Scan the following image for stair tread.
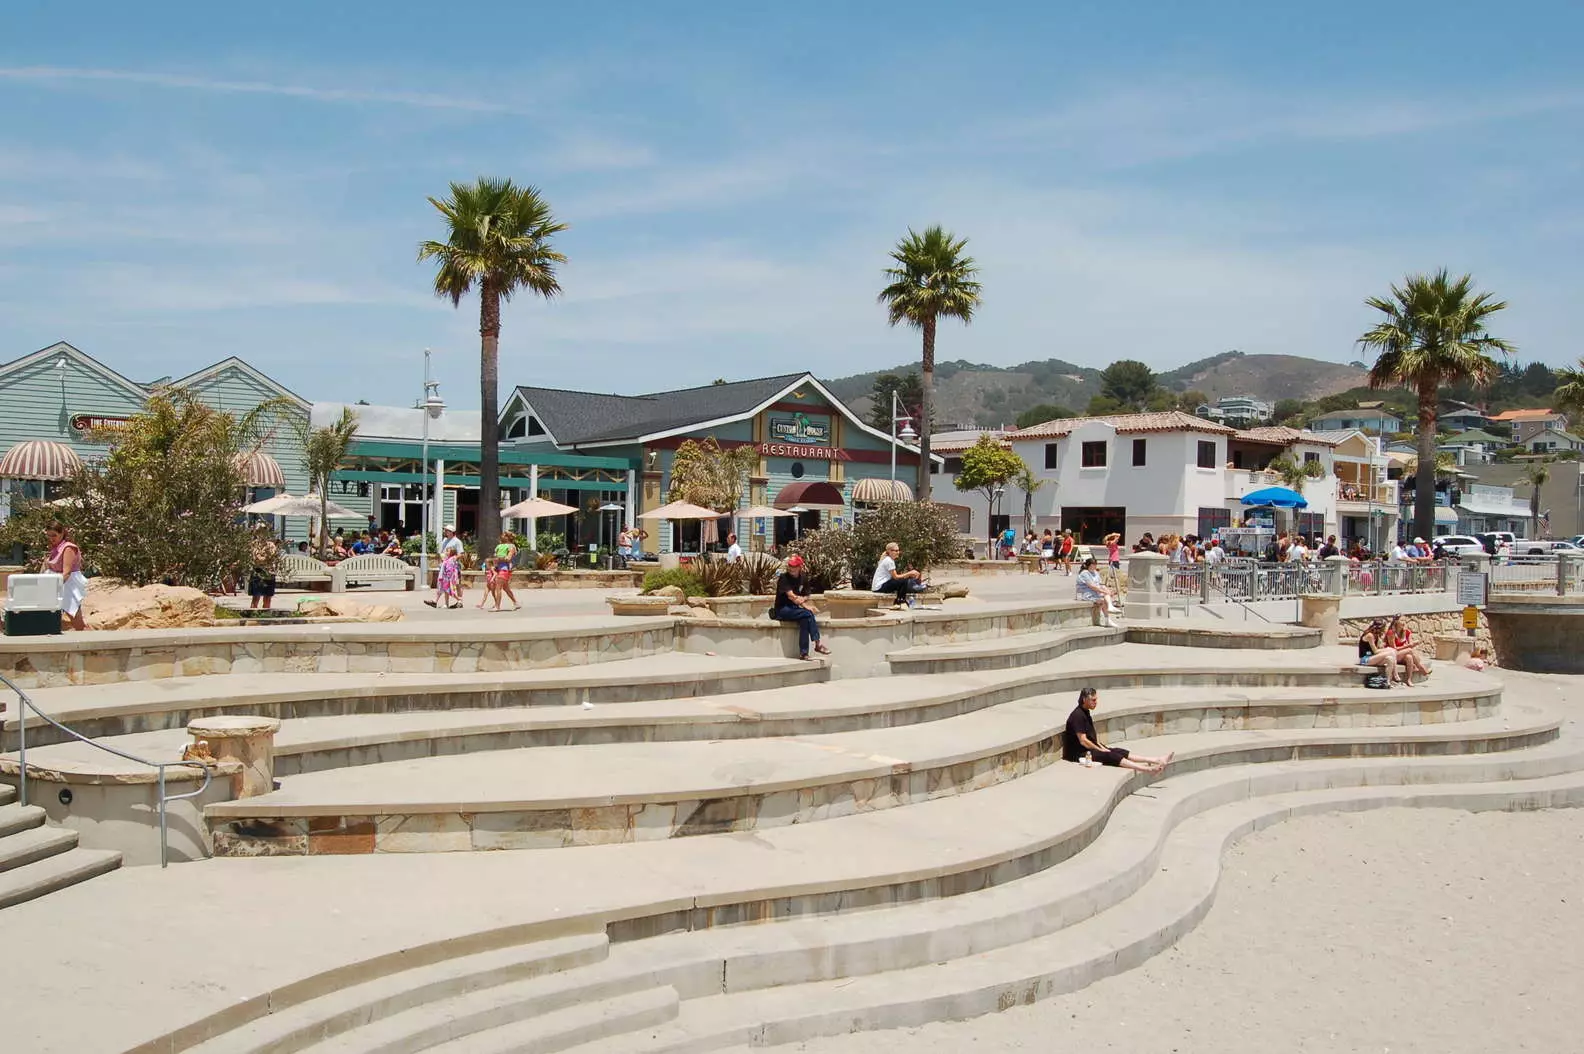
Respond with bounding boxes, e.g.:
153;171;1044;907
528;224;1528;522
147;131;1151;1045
0;847;121;909
0;783;14;806
0;824;78;872
422;986;679;1054
0;802;47;837
887;624;1118;658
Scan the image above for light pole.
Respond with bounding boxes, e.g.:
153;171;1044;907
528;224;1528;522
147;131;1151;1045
889;390;918;485
419;349;445;587
991;484;1005;557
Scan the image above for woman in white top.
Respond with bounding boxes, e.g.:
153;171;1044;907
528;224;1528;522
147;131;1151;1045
1075;557;1118;628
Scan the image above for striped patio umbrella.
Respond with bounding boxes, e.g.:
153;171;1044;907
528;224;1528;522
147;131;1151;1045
0;440;83;481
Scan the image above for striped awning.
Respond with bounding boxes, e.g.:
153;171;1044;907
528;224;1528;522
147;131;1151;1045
851;477;913;503
0;440;83;481
234;450;287;488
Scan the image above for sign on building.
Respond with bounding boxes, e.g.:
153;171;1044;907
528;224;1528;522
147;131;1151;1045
768;413;830;444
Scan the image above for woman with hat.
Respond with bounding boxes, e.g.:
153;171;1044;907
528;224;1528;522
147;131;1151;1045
772;554;831;661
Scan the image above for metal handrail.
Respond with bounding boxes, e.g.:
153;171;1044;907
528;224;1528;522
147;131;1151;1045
2;672;212;868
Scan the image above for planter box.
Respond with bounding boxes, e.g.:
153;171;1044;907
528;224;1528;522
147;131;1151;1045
606;595;674;617
821;589;888;620
704;595;773;619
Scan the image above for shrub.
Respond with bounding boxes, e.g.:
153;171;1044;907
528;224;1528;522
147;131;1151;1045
849;502;962;587
641;567;706;597
695;558;744;597
741;552;780;595
403;531;438;557
787;527;855;593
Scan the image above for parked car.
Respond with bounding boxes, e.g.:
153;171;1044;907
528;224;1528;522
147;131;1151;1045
1514;539;1581;555
1432;534;1487;558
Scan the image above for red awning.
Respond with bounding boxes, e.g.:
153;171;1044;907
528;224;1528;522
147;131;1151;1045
773;480;846;510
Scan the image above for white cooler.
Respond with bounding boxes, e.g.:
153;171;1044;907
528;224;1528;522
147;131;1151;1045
5;572;62;635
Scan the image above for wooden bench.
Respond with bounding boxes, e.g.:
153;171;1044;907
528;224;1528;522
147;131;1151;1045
275;554;336;591
331;554;417;592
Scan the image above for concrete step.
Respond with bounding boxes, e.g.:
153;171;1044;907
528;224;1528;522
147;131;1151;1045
0;846;121;909
186;931;611;1054
202;672;1535;856
0;782;14;806
0;801;46;838
4;653;830;748
572;759;1584;1053
423;986;679;1054
0;823;78;873
886;625;1121;673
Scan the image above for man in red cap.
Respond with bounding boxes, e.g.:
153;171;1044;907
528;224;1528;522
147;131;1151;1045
772;554;831;660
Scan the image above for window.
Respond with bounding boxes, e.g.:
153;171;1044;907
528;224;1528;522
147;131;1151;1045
1132;439;1147;466
1302;451;1320;465
790;462;805;479
1044;443;1058;470
1197;441;1216;469
943;456;963;473
1197;506;1231;539
1081;441;1107;467
1231;449;1245;469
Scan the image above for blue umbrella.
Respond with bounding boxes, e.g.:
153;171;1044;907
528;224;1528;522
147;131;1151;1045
1240;485;1308;509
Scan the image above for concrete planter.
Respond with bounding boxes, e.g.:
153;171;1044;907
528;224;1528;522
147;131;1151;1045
704;595;773;619
821;590;888;620
1298;593;1342;644
605;595;675;617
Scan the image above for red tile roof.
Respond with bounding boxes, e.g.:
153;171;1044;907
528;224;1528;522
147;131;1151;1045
1489;408;1559;422
1233;426;1341;447
1012;410;1235;439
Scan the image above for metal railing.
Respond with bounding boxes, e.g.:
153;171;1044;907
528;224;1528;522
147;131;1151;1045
1162;558;1453;605
1335;480;1399;505
3;672;211;868
1489;554;1584;595
1343;561;1450;596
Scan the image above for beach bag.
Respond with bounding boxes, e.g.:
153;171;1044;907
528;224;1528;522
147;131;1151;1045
1364;673;1389;690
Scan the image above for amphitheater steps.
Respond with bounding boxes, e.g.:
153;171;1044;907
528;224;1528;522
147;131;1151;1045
0;784;122;910
885;625;1121;673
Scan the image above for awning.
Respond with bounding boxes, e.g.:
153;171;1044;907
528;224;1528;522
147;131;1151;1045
773;481;845;510
1435;507;1459;524
851;478;913;503
234;450;287;489
0;440;83;481
1456;502;1523;518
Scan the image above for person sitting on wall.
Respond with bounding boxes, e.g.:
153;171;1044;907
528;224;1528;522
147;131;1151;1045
772;555;831;661
872;541;928;606
1076;556;1119;628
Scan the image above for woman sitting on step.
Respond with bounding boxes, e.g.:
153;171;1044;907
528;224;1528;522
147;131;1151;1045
1357;619;1406;686
1385;615;1431;682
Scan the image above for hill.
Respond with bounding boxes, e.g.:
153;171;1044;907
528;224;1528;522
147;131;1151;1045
828;352;1368;427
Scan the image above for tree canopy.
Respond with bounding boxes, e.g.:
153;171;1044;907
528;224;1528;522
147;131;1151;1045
1096;359;1162;411
667;437;757;511
1014;403;1074;429
867;372;924;432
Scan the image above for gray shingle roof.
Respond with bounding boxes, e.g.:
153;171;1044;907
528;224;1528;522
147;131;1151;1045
514;373;808;446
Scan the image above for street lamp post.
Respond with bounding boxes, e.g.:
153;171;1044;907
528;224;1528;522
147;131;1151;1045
992;484;1005;557
889;390;918;486
419;349;445;587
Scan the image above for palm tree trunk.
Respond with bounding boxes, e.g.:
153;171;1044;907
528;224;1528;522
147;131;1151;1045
1414;379;1437;542
478;282;502;554
917;315;936;502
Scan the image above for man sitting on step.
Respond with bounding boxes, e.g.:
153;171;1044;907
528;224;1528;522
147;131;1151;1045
1063;687;1173;773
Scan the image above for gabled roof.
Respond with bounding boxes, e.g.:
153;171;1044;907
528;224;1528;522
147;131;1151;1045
1308;429;1369;447
171;356;311;409
1490;408;1560;422
1311;406;1399;421
512;373;806;447
0;341;148;401
1233;425;1340;448
1013;409;1235;440
931;428;1006;453
1443;429;1507;445
1528;427;1582;443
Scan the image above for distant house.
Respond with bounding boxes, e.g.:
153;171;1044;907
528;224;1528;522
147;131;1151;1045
1490;408;1570;446
1438;407;1491;433
1308;407;1403;435
1438;428;1507;465
1526;427;1584;455
1195;396;1271;428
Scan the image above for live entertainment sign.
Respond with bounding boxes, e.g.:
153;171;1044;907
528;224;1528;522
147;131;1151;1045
70;413;132;436
759;442;851;461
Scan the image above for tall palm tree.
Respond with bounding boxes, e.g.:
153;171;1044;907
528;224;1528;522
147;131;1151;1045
419;178;566;553
1358;270;1513;542
1555;358;1584;418
296;408;359;556
1519;459;1552;538
878;226;982;502
1014;460;1045;533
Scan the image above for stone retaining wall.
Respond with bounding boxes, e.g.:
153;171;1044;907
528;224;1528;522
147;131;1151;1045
1338;607;1493;662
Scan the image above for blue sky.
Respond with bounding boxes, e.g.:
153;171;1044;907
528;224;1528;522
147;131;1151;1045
1;2;1580;409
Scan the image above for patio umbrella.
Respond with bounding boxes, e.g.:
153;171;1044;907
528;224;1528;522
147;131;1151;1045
638;500;722;520
500;496;579;520
1239;486;1308;509
242;493;362;518
737;504;796;519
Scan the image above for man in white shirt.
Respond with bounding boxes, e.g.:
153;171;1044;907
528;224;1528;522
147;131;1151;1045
1205;539;1225;566
1288;536;1309;563
725;532;743;563
872;540;926;605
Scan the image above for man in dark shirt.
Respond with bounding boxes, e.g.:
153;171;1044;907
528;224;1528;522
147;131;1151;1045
1063;687;1172;772
772;555;831;661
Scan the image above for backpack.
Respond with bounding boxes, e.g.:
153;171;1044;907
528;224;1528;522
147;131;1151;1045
1364;673;1389;690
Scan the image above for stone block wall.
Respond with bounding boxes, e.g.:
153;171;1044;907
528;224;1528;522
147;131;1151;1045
1338;608;1493;663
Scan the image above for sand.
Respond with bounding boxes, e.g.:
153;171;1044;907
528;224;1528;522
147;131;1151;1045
775;804;1584;1054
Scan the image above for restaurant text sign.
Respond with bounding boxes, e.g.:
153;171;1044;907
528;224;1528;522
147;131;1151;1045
759;442;850;461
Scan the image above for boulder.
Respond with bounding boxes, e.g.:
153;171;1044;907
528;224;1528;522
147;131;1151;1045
942;583;970;599
686;595;712;608
81;582;215;631
295;599;402;622
650;585;686;602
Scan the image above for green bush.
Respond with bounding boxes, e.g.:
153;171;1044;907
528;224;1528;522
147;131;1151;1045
641;567;706;596
787;527;855;593
849;501;963;587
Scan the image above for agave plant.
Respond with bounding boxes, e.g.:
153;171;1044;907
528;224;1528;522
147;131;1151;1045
695;557;745;597
741;553;780;595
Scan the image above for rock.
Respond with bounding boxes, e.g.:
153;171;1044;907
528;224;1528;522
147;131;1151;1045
81;582;215;631
942;584;970;599
686;595;711;608
297;599;402;622
651;585;686;602
669;604;708;617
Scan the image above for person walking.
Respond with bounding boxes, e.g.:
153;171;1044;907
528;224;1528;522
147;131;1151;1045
1060;528;1077;576
486;530;521;612
45;522;87;632
246;524;279;612
725;532;743;563
425;545;463;609
772;554;830;660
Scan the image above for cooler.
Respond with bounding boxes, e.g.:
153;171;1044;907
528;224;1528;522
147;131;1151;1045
5;573;62;636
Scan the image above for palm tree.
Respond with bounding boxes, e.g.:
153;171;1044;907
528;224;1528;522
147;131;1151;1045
297;408;359;556
878;226;982;502
419;178;567;553
1014;460;1045;534
1555;358;1584;418
1358;270;1513;542
1519;459;1552;538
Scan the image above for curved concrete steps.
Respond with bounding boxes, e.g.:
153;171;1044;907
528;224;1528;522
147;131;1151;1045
886;622;1321;674
174;718;1584;1054
202;670;1536;855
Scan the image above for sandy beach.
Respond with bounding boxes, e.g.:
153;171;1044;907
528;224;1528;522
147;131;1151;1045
774;670;1584;1054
